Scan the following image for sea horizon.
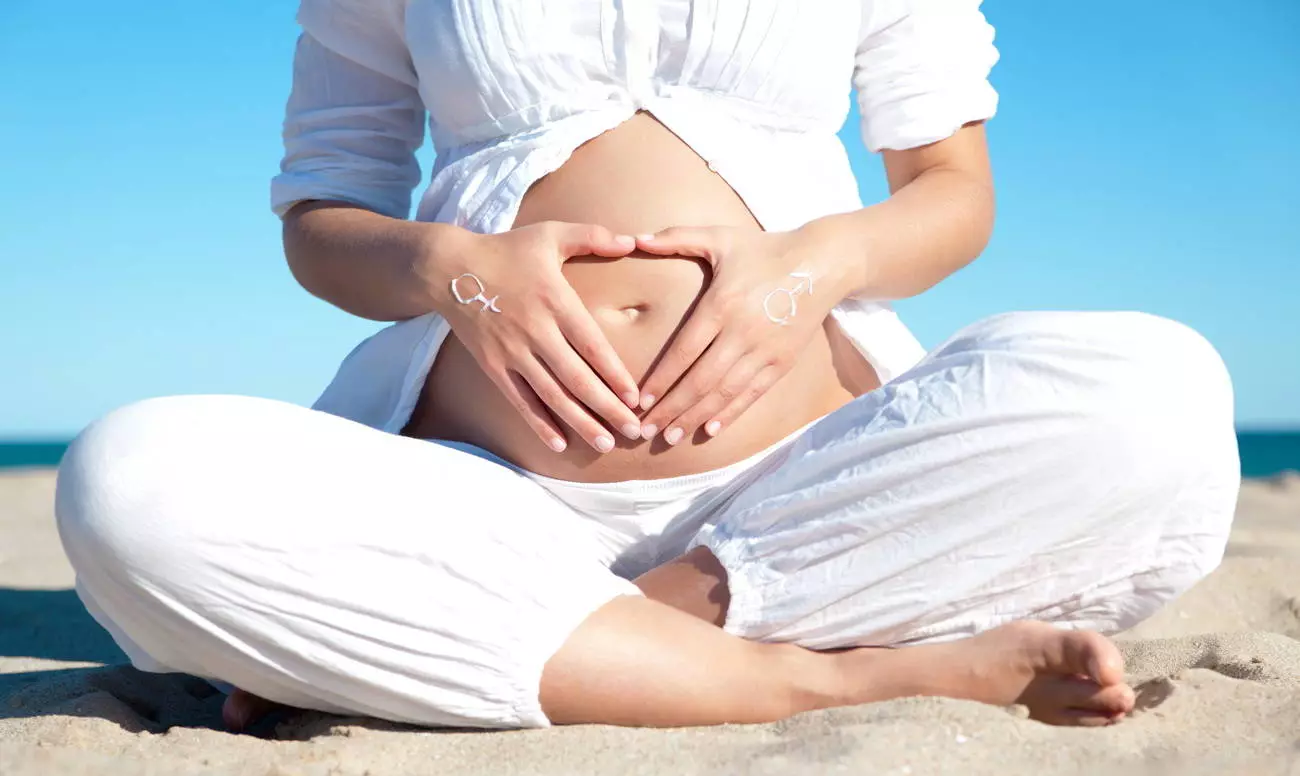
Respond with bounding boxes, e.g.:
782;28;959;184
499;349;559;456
3;430;1298;479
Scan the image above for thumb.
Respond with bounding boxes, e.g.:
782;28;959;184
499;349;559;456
555;223;637;259
633;226;721;264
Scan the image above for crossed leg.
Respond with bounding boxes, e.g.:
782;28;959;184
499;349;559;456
550;311;1240;728
60;311;1236;733
223;548;1132;729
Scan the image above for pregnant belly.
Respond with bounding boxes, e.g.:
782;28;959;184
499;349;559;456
403;113;878;481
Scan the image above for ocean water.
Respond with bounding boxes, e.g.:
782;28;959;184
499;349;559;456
1236;431;1300;479
0;442;68;469
2;432;1297;478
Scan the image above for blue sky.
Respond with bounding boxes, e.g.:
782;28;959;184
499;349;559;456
1;1;1297;437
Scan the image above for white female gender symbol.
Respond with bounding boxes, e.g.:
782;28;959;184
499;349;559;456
450;273;501;313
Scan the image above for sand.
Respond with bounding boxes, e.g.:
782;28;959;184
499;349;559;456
2;469;1298;775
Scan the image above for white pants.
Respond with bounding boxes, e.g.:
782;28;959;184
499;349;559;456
55;312;1240;729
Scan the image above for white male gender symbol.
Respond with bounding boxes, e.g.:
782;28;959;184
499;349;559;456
763;272;813;326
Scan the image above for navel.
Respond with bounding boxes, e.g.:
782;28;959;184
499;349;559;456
619;304;649;322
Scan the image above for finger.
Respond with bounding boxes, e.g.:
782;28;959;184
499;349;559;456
556;223;637;259
662;382;735;446
634;226;720;261
486;367;568;453
704;359;787;438
655;350;761;443
638;303;723;412
517;354;619;454
641;338;744;445
550;283;642;409
648;344;749;444
535;325;641;441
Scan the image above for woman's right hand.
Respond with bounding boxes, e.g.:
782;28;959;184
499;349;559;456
431;221;643;454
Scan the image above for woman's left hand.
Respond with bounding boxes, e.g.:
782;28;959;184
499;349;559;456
633;225;853;445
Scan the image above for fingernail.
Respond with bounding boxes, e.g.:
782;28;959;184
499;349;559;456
622;391;640;408
640;394;656;410
705;420;722;437
640;424;658;440
636;233;655;241
664;427;684;445
549;437;567;452
594;435;615;453
621;422;641;440
615;234;636;247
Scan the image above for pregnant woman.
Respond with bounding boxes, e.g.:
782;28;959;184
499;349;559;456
56;0;1239;732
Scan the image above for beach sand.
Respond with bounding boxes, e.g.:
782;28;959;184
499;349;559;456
2;469;1297;774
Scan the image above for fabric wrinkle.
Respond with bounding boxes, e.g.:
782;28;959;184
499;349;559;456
273;1;1002;418
57;311;1239;725
49;2;1241;732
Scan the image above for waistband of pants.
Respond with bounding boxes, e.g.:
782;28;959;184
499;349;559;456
431;418;817;508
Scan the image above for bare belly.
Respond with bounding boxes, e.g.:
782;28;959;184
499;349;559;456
403;113;879;481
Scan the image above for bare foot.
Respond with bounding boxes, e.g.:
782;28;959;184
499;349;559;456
221;688;289;732
221;622;1131;730
840;621;1135;726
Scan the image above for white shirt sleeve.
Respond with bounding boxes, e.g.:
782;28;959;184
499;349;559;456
270;0;426;220
853;0;1000;153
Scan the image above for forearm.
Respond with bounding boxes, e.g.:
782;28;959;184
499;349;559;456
796;165;995;303
282;201;474;321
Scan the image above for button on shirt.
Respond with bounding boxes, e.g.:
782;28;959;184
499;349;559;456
272;0;1000;435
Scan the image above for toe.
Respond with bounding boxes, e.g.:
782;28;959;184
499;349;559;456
1027;677;1135;726
1055;708;1127;727
222;688;279;732
1062;678;1135;714
1059;631;1125;687
221;692;251;731
1093;682;1136;715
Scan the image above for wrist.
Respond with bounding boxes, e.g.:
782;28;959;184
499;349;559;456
788;214;867;303
415;223;482;314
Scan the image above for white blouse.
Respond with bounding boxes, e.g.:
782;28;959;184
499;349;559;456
272;0;1000;434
